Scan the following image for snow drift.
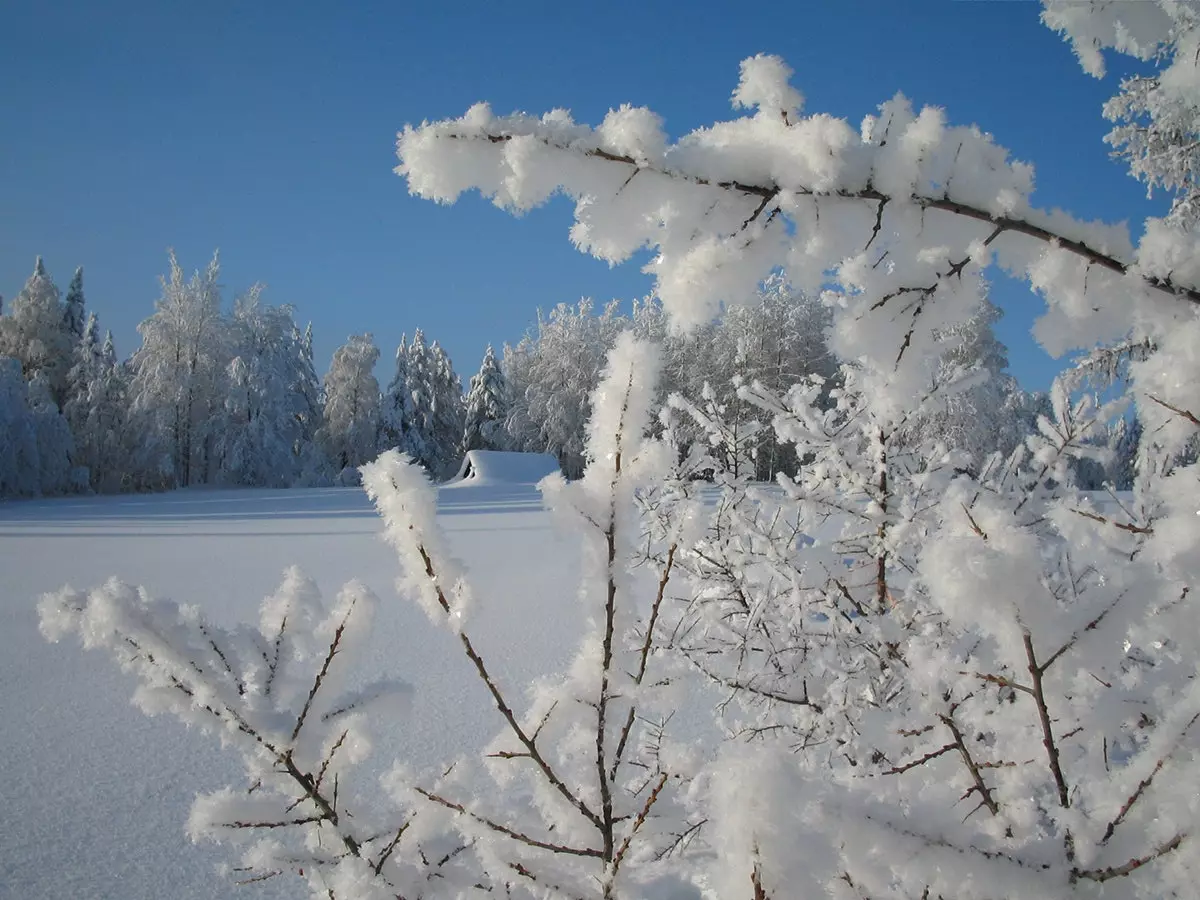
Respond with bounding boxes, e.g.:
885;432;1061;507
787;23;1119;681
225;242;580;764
446;450;561;486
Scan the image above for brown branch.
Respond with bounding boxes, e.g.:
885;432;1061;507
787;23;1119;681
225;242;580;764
1070;506;1153;535
595;367;638;874
740;189;780;232
965;670;1034;696
507;862;587;900
444;129;1200;308
880;742;957;775
412;540;602;833
938;712;999;817
222;815;326;830
1024;634;1070;810
611;543;677;782
1072;833;1186;883
414;787;604;859
233;870;282;885
372;823;409;876
1101;711;1200;844
1147;393;1200;427
962;504;988;541
862;813;1052;873
611;772;669;876
198;621;244;696
456;128;1190;301
684;651;824;712
315;729;349;792
280;752;362;857
1040;590;1127;673
264;613;288;697
865;197;889;251
291;602;354;743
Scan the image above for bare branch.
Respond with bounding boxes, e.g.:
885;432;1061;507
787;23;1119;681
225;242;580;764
412;540;603;833
1073;833;1186;883
291;602;355;743
1070;506;1153;535
1147;393;1200;428
414;787;604;859
1101;711;1200;844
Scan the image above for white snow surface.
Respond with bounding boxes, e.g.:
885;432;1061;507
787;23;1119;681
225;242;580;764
446;449;561;486
0;484;581;900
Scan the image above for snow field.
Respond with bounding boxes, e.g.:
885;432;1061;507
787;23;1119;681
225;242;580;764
1;483;580;900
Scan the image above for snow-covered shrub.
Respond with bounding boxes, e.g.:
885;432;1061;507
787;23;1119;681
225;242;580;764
392;35;1200;897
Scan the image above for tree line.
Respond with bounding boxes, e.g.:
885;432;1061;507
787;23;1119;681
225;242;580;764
1;252;1136;500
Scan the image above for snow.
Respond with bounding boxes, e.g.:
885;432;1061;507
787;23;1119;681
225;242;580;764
446;449;561;486
0;484;581;900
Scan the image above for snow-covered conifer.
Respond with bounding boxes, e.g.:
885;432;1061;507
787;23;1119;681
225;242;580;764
462;344;507;452
62;266;86;342
292;322;327;482
380;333;424;463
426;339;464;474
0;257;72;407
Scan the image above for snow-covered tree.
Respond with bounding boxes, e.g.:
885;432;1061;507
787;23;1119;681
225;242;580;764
27;374;77;494
692;277;835;480
62;266;86;343
128;250;230;488
462;344;508;451
0;257;73;407
895;297;1045;468
216;287;315;487
292;323;328;483
64;314;129;491
0;357;42;497
1045;0;1200;229
319;333;381;476
380;333;426;461
505;299;623;477
380;330;464;477
426;339;465;474
0;355;79;497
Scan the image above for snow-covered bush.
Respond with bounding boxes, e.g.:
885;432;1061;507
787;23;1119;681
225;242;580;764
390;29;1200;896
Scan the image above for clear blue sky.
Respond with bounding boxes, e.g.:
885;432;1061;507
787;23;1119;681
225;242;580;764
0;0;1162;391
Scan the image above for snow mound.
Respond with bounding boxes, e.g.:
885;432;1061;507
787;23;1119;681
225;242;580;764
447;450;561;486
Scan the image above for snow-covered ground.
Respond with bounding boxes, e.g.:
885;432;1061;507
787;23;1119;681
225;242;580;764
0;478;583;900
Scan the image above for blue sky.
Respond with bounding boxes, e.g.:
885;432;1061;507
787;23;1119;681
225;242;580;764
0;1;1162;391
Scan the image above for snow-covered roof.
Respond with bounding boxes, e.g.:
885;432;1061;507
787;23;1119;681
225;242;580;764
446;450;561;486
